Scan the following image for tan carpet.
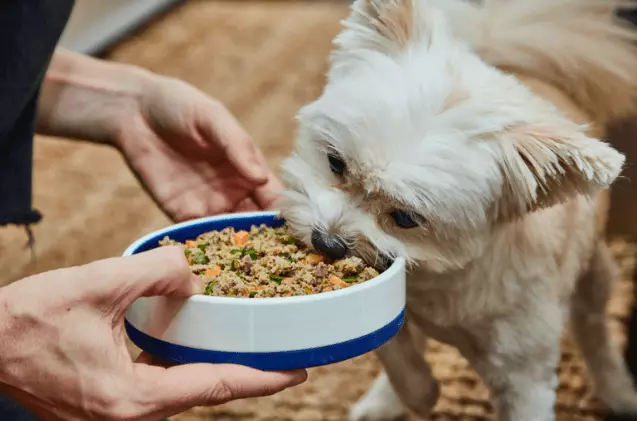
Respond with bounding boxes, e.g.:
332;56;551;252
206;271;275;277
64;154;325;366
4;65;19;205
0;1;634;420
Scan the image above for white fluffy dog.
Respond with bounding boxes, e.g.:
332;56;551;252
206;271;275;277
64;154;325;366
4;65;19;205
276;0;637;420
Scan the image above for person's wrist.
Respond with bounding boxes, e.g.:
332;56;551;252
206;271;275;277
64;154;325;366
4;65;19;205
77;60;157;147
0;285;13;345
39;51;156;147
0;285;18;385
107;63;158;148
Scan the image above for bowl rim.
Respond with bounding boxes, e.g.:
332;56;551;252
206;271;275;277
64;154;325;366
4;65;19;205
123;210;406;306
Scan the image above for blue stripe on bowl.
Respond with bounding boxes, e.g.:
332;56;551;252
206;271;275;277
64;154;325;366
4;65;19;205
125;308;405;371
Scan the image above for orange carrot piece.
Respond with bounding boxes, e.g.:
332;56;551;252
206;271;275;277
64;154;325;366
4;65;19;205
306;254;323;264
329;275;348;288
234;230;249;246
204;266;221;277
185;240;197;248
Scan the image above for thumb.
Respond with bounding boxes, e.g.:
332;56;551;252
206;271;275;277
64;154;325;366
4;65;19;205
148;363;307;411
78;246;202;312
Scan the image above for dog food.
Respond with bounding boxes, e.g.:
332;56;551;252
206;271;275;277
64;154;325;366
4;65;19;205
159;224;381;298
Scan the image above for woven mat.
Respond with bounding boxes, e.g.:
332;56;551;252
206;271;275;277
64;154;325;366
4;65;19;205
0;1;634;420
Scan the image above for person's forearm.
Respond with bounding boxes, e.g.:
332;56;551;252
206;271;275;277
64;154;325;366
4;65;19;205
37;48;153;144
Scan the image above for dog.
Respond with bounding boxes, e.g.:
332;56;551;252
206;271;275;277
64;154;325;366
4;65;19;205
275;0;637;420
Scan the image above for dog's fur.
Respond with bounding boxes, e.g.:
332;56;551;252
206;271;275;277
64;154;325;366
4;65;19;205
276;0;637;419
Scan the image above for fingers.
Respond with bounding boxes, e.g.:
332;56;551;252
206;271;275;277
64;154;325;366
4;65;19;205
150;363;307;409
252;171;286;210
77;246;202;310
198;100;269;185
233;197;260;212
196;97;286;212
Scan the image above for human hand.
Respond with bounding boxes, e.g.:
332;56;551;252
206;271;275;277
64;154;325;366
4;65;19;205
0;247;306;421
39;49;284;222
115;74;284;221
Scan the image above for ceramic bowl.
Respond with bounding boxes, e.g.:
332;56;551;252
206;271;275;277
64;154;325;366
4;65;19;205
123;211;406;371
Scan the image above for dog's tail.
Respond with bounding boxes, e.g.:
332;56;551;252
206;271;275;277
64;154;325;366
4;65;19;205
434;0;637;126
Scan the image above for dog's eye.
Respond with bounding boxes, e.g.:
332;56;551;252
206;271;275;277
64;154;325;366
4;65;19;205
327;151;346;175
390;211;420;228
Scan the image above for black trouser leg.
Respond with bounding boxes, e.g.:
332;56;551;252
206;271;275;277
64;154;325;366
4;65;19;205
0;395;40;421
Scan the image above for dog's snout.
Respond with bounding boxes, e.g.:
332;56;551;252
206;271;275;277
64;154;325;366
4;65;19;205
311;230;348;259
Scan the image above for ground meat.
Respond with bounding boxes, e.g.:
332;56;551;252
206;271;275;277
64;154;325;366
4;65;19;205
158;224;382;298
241;255;253;275
334;256;366;275
314;262;330;278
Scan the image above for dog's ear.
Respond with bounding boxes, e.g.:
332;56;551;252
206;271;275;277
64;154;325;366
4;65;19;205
335;0;449;56
495;124;624;221
359;0;417;50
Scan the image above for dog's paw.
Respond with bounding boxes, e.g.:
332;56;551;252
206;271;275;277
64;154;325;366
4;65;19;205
349;395;406;421
349;376;407;421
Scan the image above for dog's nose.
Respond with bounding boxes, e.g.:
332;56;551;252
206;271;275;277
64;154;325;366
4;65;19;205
311;230;348;259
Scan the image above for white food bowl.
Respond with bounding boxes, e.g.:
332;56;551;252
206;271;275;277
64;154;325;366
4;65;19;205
123;211;406;371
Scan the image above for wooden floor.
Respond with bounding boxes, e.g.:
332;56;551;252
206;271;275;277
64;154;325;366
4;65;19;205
0;1;635;420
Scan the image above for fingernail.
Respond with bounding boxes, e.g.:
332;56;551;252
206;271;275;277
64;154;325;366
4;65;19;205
288;370;308;386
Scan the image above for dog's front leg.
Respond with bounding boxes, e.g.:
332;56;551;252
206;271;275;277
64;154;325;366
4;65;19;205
350;319;439;421
470;307;563;421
